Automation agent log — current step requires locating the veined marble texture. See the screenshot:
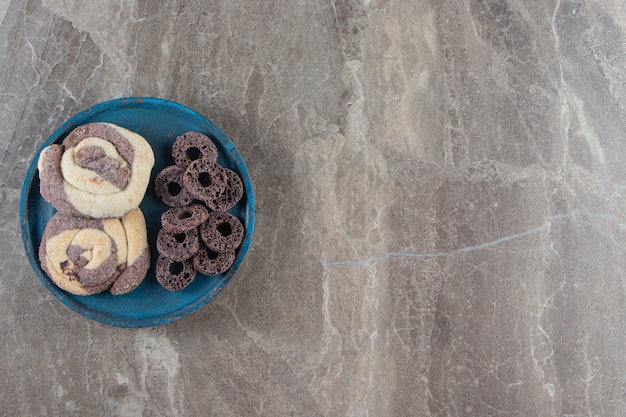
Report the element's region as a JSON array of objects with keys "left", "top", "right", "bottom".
[{"left": 1, "top": 0, "right": 625, "bottom": 416}]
